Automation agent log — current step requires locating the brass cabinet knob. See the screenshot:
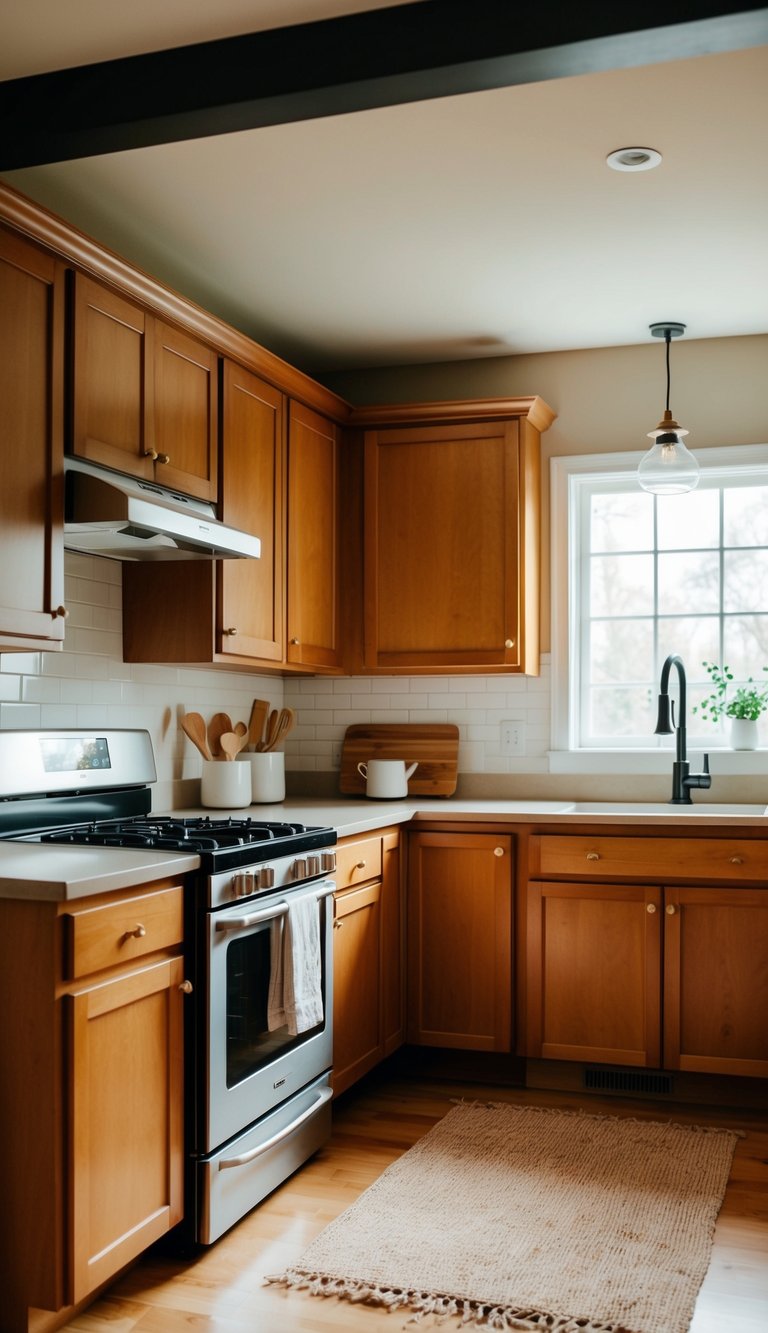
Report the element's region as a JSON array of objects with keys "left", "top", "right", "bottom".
[
  {"left": 143, "top": 448, "right": 158, "bottom": 460},
  {"left": 179, "top": 979, "right": 194, "bottom": 994},
  {"left": 494, "top": 846, "right": 504, "bottom": 857},
  {"left": 355, "top": 860, "right": 367, "bottom": 870},
  {"left": 125, "top": 923, "right": 146, "bottom": 939},
  {"left": 290, "top": 637, "right": 300, "bottom": 645},
  {"left": 646, "top": 903, "right": 657, "bottom": 914},
  {"left": 51, "top": 605, "right": 69, "bottom": 619},
  {"left": 223, "top": 627, "right": 238, "bottom": 636},
  {"left": 729, "top": 855, "right": 744, "bottom": 864},
  {"left": 333, "top": 919, "right": 344, "bottom": 929},
  {"left": 666, "top": 904, "right": 677, "bottom": 915},
  {"left": 505, "top": 638, "right": 515, "bottom": 649},
  {"left": 156, "top": 453, "right": 170, "bottom": 464},
  {"left": 586, "top": 851, "right": 600, "bottom": 861}
]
